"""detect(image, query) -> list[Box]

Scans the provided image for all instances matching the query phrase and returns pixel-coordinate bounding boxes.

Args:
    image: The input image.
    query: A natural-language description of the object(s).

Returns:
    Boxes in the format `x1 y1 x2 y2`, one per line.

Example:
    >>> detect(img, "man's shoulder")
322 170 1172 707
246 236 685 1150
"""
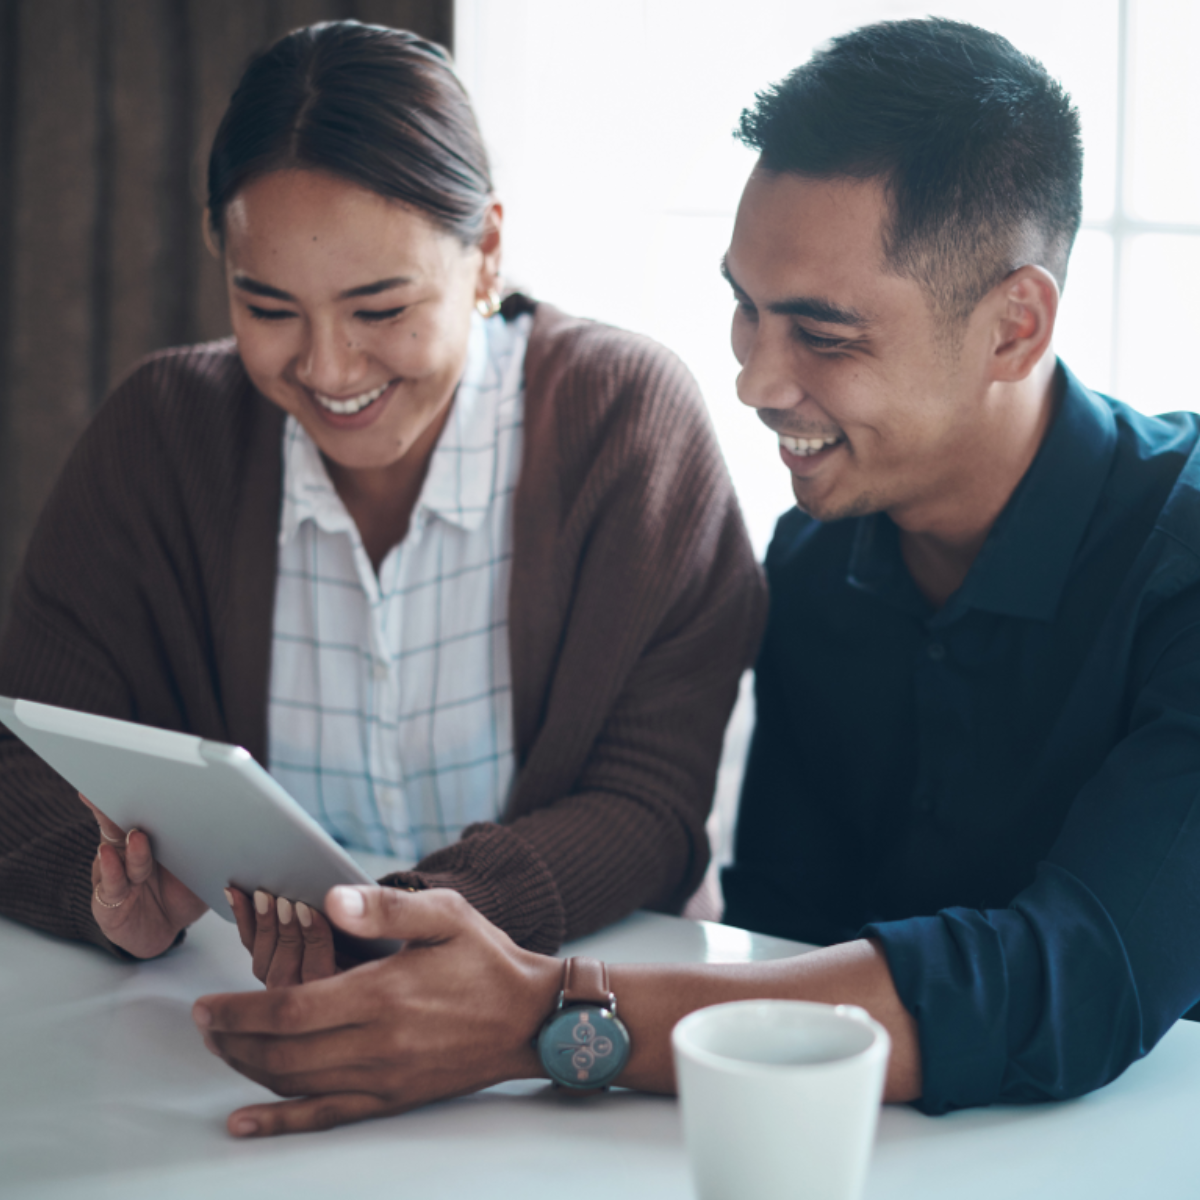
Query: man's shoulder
1104 395 1200 560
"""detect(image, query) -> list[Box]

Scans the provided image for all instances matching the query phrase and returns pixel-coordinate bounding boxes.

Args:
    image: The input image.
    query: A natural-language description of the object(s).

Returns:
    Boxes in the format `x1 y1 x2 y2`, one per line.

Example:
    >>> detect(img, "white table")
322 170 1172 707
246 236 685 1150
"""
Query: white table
4 904 1199 1200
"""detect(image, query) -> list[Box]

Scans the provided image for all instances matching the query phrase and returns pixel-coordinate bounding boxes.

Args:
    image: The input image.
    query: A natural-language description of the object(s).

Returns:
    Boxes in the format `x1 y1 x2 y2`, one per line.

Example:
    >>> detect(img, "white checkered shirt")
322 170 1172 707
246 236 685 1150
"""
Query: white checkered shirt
267 311 531 862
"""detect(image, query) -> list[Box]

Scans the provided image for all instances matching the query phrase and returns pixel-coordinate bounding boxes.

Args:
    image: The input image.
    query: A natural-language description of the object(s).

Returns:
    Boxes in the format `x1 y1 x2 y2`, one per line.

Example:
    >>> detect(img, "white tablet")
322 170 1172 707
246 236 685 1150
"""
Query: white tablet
0 695 400 954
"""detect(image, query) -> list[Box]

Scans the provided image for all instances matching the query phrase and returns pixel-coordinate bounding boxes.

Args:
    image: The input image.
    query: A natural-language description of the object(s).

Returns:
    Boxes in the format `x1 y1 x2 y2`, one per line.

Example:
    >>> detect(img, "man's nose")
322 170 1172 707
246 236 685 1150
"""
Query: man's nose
734 326 806 414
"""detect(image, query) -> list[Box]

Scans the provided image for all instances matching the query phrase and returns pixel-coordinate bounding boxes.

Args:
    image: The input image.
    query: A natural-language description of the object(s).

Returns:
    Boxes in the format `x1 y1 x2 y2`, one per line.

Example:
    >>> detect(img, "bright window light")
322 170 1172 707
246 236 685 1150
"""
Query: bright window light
457 0 1198 556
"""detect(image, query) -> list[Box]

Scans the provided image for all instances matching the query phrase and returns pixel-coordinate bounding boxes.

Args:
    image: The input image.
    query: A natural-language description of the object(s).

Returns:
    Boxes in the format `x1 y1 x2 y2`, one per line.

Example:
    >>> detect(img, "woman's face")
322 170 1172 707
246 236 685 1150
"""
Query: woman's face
220 169 499 483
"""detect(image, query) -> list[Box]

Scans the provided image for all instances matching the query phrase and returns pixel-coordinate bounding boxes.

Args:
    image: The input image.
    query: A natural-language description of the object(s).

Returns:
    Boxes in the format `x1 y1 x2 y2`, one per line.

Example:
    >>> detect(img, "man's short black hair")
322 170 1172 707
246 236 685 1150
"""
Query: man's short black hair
738 18 1083 324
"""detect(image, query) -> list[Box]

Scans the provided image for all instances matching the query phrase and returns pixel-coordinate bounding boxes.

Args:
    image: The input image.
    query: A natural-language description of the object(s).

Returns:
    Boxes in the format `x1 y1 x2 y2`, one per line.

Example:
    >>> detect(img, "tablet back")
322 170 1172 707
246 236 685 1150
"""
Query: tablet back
0 696 376 924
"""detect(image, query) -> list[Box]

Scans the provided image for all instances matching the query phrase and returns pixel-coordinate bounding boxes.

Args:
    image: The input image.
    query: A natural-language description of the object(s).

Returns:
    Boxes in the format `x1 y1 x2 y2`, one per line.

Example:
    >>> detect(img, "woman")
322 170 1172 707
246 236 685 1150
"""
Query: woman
0 21 762 963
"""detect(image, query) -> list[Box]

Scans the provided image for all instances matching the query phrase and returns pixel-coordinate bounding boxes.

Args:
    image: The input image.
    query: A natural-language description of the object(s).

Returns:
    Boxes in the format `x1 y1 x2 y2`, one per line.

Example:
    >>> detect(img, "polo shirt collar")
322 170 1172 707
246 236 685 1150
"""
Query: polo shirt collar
848 361 1118 623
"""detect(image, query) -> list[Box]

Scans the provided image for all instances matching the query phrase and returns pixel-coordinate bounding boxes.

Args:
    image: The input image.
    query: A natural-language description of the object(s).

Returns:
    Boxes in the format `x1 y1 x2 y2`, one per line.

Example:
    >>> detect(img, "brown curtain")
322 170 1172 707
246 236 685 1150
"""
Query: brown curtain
0 0 453 630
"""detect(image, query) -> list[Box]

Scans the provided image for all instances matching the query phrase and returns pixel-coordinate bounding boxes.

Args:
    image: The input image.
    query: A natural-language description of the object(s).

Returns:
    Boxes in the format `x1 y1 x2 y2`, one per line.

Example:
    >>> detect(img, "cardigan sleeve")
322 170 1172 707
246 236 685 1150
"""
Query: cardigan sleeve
0 398 169 953
383 306 767 953
0 344 278 955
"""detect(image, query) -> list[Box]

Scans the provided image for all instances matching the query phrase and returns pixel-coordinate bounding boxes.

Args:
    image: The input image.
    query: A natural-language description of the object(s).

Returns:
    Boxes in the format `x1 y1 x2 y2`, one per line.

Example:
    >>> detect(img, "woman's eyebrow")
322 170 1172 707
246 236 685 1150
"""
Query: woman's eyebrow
231 275 414 301
233 275 293 301
339 276 414 299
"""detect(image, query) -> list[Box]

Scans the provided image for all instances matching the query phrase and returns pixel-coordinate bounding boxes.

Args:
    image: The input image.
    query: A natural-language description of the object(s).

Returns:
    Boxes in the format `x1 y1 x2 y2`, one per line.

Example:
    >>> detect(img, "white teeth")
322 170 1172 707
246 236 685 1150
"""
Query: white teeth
779 433 841 456
313 382 388 415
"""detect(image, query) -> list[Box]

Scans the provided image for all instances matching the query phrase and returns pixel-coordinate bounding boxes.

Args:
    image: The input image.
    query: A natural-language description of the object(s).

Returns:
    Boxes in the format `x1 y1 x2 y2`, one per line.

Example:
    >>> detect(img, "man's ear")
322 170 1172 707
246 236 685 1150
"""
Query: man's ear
475 200 503 298
987 264 1059 383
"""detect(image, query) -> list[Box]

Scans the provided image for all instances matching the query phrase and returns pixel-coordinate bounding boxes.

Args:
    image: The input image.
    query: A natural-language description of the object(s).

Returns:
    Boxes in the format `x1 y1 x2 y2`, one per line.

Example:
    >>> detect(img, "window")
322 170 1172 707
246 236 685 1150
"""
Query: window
457 0 1197 555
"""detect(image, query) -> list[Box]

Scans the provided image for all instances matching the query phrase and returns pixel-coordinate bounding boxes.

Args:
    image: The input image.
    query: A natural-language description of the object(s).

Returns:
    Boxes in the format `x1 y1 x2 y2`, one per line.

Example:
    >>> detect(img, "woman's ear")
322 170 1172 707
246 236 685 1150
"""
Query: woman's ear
476 200 503 296
201 209 222 260
988 264 1059 384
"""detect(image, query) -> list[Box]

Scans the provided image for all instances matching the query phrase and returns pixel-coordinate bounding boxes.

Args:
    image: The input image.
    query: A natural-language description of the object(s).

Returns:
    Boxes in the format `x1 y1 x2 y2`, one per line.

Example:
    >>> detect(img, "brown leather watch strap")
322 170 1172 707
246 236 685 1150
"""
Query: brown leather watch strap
561 956 612 1006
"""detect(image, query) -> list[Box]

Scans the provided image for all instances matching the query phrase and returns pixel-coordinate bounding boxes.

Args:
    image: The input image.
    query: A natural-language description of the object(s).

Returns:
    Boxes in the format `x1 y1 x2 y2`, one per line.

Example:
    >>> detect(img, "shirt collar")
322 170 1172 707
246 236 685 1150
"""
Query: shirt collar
847 361 1118 624
278 311 513 546
417 311 507 532
278 418 355 547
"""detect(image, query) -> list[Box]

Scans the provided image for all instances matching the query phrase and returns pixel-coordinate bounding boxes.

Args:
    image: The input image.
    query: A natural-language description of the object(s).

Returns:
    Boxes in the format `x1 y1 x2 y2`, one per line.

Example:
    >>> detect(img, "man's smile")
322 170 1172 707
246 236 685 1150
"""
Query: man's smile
778 432 843 457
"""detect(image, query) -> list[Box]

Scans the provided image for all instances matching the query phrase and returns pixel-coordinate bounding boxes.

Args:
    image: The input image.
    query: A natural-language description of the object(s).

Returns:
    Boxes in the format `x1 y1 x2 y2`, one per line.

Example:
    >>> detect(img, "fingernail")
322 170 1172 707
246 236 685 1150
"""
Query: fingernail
333 886 365 916
125 828 136 847
231 1116 259 1137
254 890 270 915
277 896 293 925
223 888 234 908
193 1003 212 1029
295 901 312 928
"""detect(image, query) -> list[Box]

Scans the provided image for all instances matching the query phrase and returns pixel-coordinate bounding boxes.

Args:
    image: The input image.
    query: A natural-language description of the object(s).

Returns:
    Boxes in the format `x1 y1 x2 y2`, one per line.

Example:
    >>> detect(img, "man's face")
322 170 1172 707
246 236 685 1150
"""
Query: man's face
725 169 995 531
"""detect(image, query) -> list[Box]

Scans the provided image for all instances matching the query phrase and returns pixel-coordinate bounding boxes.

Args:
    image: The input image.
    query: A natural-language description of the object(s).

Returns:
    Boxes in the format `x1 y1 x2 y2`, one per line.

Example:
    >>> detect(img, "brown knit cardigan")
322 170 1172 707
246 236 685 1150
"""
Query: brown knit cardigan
0 297 765 956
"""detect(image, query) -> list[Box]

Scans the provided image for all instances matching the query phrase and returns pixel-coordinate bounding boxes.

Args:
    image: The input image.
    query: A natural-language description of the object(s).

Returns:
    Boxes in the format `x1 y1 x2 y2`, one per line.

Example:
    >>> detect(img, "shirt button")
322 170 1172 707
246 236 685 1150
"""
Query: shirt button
926 641 946 661
373 660 389 681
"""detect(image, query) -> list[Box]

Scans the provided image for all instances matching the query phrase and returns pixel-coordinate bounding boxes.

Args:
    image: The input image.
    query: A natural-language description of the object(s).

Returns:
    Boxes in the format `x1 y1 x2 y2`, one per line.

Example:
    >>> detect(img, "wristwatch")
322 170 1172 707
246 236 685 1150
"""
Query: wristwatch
537 956 631 1090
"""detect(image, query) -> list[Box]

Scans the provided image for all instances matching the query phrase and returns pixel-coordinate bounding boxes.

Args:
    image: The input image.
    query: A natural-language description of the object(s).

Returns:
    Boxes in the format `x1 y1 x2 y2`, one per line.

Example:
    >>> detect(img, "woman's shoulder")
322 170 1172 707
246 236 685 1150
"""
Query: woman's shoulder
520 297 691 381
515 296 706 442
93 339 276 452
106 338 253 419
74 339 281 502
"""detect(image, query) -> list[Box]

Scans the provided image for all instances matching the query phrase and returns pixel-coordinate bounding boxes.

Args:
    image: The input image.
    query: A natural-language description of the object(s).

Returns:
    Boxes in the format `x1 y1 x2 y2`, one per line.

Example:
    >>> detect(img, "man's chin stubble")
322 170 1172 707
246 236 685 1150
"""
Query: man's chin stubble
791 485 881 524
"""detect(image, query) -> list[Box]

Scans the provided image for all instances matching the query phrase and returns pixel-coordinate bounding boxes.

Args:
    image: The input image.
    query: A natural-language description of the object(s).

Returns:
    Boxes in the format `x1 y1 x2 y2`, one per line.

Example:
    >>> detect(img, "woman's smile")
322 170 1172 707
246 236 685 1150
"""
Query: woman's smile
311 379 392 416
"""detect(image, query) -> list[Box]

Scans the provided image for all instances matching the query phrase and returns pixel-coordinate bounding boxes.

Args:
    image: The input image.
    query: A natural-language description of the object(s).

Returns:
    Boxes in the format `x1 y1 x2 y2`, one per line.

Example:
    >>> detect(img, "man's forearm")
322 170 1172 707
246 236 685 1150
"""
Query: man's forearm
609 937 922 1103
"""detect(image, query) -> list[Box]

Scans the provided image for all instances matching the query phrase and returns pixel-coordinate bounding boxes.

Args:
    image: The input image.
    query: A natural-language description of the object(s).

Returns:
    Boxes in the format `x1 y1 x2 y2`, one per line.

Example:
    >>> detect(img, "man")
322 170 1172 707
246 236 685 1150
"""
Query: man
194 18 1200 1133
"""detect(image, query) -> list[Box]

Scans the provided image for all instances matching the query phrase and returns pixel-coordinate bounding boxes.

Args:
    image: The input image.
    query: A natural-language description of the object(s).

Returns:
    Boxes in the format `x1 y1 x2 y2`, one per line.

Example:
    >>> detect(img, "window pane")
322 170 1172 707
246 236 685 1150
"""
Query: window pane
1057 229 1114 395
1126 0 1200 222
1115 234 1200 413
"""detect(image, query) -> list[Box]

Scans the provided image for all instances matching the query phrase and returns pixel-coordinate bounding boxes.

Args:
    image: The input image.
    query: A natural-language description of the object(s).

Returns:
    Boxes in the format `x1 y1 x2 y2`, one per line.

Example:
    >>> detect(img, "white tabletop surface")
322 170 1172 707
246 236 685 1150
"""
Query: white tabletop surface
4 900 1200 1200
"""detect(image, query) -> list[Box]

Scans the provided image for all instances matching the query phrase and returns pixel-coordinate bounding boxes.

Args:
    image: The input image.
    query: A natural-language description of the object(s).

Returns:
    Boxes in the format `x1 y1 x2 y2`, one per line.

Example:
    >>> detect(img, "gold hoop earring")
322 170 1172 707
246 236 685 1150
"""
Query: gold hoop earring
475 288 501 319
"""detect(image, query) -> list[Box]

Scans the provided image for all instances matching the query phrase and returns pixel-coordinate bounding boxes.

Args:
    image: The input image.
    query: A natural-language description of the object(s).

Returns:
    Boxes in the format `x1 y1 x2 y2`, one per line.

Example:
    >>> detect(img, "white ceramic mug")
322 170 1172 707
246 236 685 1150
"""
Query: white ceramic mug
672 999 890 1200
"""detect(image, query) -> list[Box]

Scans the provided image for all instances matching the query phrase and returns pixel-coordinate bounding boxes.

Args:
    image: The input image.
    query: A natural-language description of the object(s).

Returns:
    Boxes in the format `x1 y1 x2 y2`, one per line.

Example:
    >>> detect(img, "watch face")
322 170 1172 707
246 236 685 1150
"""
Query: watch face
538 1004 631 1089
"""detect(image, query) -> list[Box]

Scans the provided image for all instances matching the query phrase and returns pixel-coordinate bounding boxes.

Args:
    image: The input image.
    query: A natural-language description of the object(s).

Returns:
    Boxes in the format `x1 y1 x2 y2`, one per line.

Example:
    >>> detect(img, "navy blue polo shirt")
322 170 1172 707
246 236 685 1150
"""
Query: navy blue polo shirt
722 363 1200 1113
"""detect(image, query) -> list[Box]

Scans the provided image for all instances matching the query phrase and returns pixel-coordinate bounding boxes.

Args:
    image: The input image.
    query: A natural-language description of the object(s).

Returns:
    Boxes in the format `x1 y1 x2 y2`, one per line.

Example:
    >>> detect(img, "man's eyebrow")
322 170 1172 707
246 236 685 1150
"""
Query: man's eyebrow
720 257 746 296
770 296 868 327
720 258 867 328
232 275 414 301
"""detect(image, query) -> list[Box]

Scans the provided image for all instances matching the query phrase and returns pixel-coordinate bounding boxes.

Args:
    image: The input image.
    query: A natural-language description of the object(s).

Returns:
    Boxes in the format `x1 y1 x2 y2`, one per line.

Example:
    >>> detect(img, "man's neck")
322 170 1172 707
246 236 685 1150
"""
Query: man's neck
896 355 1061 609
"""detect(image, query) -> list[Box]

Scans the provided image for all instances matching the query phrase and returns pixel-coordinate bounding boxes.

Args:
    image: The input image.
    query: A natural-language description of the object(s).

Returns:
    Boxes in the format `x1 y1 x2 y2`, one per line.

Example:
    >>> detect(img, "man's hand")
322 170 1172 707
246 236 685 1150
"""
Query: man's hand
82 794 208 958
193 886 563 1137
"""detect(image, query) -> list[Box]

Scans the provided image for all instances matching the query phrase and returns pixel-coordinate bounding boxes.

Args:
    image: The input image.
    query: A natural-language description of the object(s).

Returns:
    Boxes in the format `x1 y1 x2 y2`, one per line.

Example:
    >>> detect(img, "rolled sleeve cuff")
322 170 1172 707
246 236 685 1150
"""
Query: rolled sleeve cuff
865 862 1145 1115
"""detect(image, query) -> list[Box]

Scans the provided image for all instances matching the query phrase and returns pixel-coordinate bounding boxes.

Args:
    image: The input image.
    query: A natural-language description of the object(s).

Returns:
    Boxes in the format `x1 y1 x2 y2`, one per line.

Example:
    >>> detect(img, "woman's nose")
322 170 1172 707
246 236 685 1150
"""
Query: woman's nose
294 319 366 396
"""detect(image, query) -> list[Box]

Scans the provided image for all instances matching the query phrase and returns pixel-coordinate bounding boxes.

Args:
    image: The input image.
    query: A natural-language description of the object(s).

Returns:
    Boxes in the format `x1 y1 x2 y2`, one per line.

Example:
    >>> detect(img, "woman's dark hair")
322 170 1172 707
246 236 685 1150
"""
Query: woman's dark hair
738 18 1083 325
207 21 493 245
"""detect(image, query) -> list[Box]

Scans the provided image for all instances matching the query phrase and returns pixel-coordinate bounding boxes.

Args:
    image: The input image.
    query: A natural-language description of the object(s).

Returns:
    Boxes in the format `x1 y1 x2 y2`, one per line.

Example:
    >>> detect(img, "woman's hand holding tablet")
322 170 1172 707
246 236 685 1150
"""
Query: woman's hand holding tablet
80 794 208 958
226 886 341 988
